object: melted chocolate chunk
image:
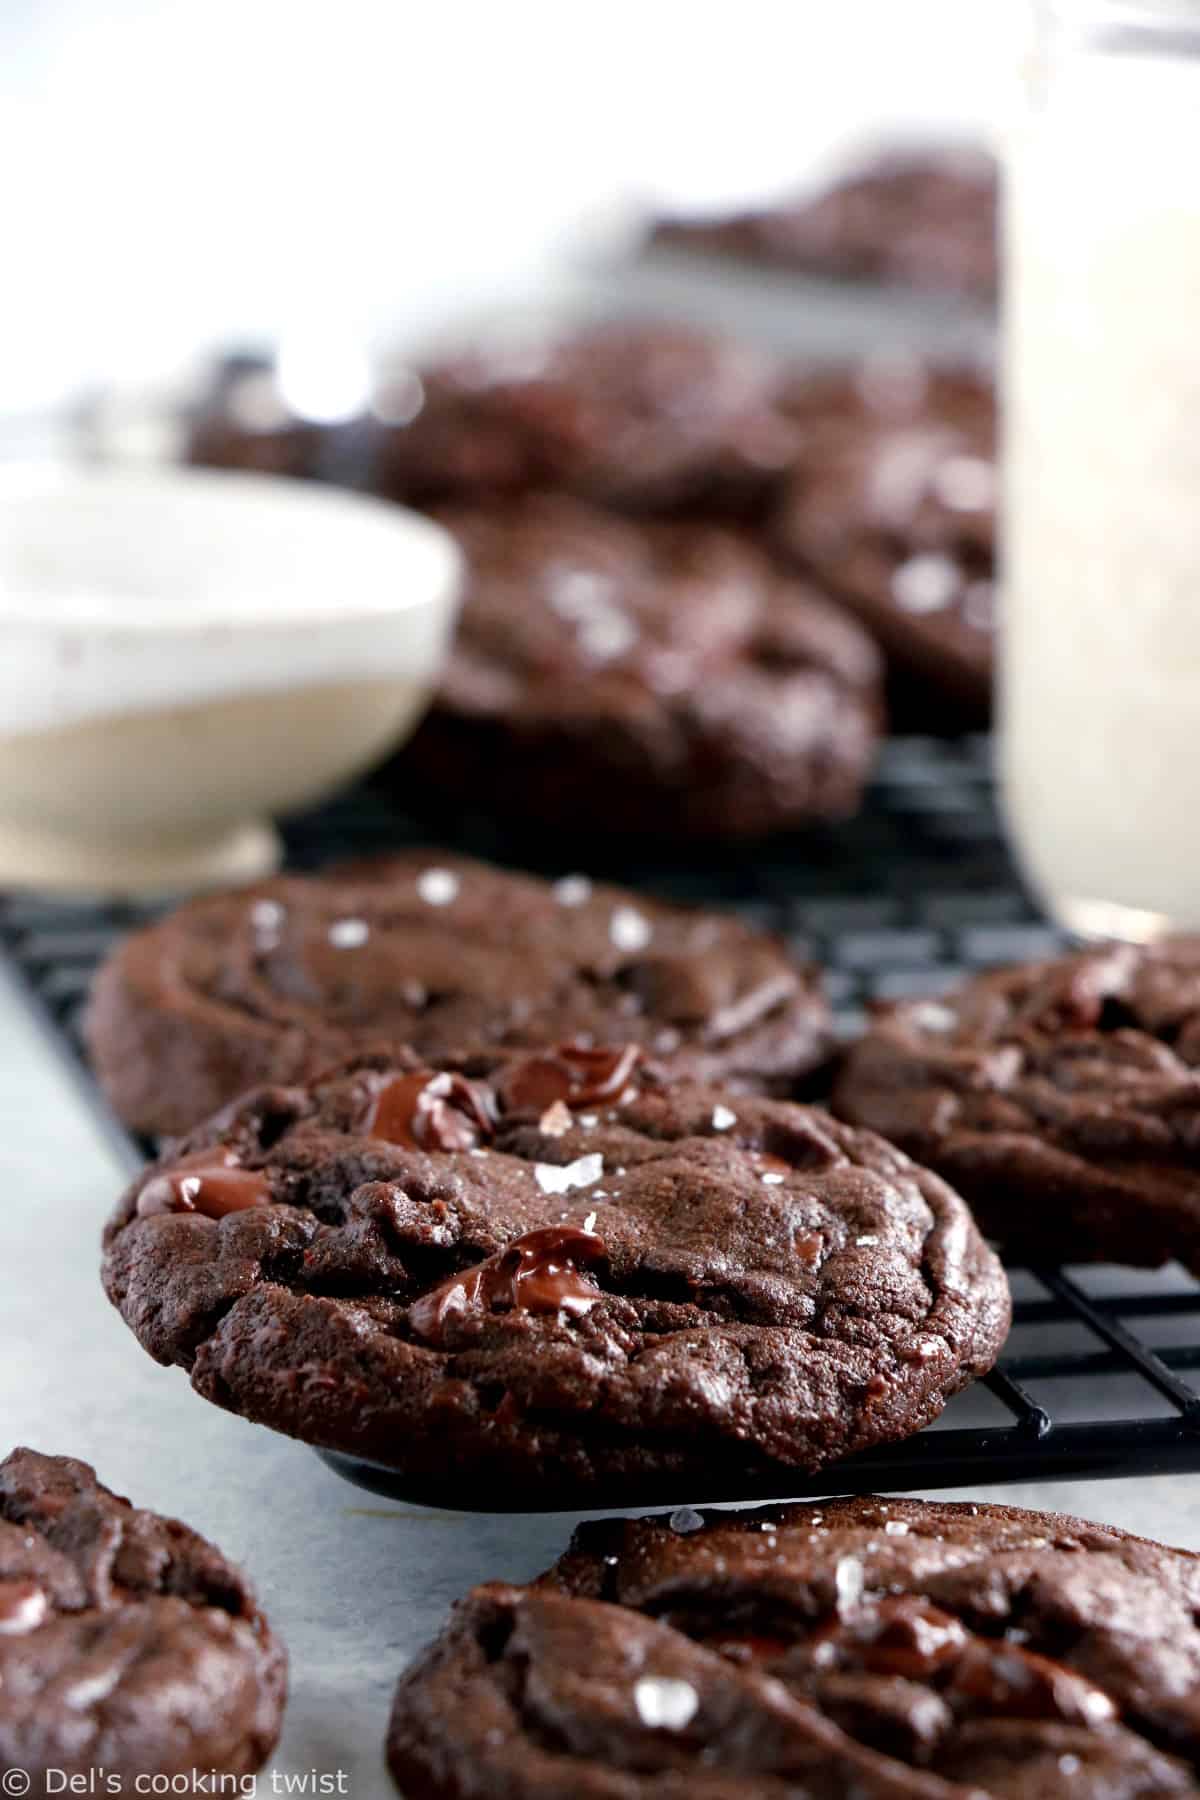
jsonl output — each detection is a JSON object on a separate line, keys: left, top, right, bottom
{"left": 949, "top": 1640, "right": 1115, "bottom": 1726}
{"left": 815, "top": 1599, "right": 967, "bottom": 1680}
{"left": 408, "top": 1226, "right": 606, "bottom": 1344}
{"left": 708, "top": 1630, "right": 796, "bottom": 1665}
{"left": 709, "top": 1587, "right": 1115, "bottom": 1730}
{"left": 500, "top": 1043, "right": 642, "bottom": 1112}
{"left": 366, "top": 1069, "right": 494, "bottom": 1151}
{"left": 136, "top": 1148, "right": 271, "bottom": 1221}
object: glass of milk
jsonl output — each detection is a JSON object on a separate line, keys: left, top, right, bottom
{"left": 1004, "top": 0, "right": 1200, "bottom": 939}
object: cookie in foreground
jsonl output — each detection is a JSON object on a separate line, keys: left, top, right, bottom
{"left": 0, "top": 1447, "right": 285, "bottom": 1787}
{"left": 389, "top": 1492, "right": 1200, "bottom": 1797}
{"left": 102, "top": 1052, "right": 1009, "bottom": 1506}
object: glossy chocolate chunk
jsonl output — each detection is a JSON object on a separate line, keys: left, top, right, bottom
{"left": 407, "top": 1225, "right": 606, "bottom": 1343}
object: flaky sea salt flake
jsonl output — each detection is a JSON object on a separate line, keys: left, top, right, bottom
{"left": 835, "top": 1556, "right": 864, "bottom": 1613}
{"left": 328, "top": 917, "right": 368, "bottom": 948}
{"left": 416, "top": 867, "right": 460, "bottom": 907}
{"left": 669, "top": 1507, "right": 704, "bottom": 1535}
{"left": 633, "top": 1676, "right": 699, "bottom": 1732}
{"left": 553, "top": 874, "right": 593, "bottom": 907}
{"left": 534, "top": 1154, "right": 604, "bottom": 1195}
{"left": 610, "top": 906, "right": 652, "bottom": 952}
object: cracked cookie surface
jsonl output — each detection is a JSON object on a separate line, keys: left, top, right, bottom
{"left": 836, "top": 939, "right": 1200, "bottom": 1271}
{"left": 388, "top": 1492, "right": 1200, "bottom": 1798}
{"left": 102, "top": 1053, "right": 1009, "bottom": 1507}
{"left": 0, "top": 1447, "right": 285, "bottom": 1785}
{"left": 85, "top": 849, "right": 830, "bottom": 1139}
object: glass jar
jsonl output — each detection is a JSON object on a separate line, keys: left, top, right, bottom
{"left": 1004, "top": 0, "right": 1200, "bottom": 939}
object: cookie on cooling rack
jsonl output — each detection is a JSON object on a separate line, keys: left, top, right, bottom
{"left": 392, "top": 494, "right": 883, "bottom": 841}
{"left": 101, "top": 1054, "right": 1009, "bottom": 1507}
{"left": 773, "top": 354, "right": 1000, "bottom": 727}
{"left": 365, "top": 320, "right": 803, "bottom": 516}
{"left": 388, "top": 1492, "right": 1200, "bottom": 1797}
{"left": 652, "top": 144, "right": 999, "bottom": 301}
{"left": 836, "top": 938, "right": 1200, "bottom": 1271}
{"left": 0, "top": 1447, "right": 285, "bottom": 1786}
{"left": 772, "top": 357, "right": 996, "bottom": 728}
{"left": 84, "top": 849, "right": 833, "bottom": 1138}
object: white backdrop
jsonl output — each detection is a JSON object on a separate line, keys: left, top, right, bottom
{"left": 2, "top": 0, "right": 1019, "bottom": 409}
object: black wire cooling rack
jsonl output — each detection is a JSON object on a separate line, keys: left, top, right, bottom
{"left": 4, "top": 734, "right": 1200, "bottom": 1506}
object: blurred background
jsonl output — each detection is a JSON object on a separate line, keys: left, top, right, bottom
{"left": 3, "top": 0, "right": 1018, "bottom": 412}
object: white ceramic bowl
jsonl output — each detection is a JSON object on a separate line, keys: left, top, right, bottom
{"left": 0, "top": 465, "right": 462, "bottom": 892}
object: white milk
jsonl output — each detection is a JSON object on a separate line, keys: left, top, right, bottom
{"left": 1004, "top": 18, "right": 1200, "bottom": 937}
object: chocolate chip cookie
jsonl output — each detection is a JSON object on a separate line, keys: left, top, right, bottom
{"left": 653, "top": 144, "right": 999, "bottom": 301}
{"left": 772, "top": 360, "right": 996, "bottom": 727}
{"left": 836, "top": 939, "right": 1200, "bottom": 1270}
{"left": 393, "top": 495, "right": 883, "bottom": 841}
{"left": 101, "top": 1056, "right": 1009, "bottom": 1506}
{"left": 0, "top": 1447, "right": 285, "bottom": 1787}
{"left": 84, "top": 850, "right": 832, "bottom": 1139}
{"left": 365, "top": 321, "right": 803, "bottom": 516}
{"left": 388, "top": 1493, "right": 1200, "bottom": 1797}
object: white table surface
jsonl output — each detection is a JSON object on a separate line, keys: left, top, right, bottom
{"left": 2, "top": 954, "right": 1198, "bottom": 1797}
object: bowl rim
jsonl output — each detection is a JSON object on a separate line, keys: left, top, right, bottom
{"left": 0, "top": 461, "right": 462, "bottom": 636}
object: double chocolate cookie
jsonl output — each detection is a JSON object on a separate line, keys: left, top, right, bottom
{"left": 772, "top": 359, "right": 996, "bottom": 727}
{"left": 102, "top": 1055, "right": 1009, "bottom": 1506}
{"left": 0, "top": 1447, "right": 285, "bottom": 1786}
{"left": 85, "top": 850, "right": 831, "bottom": 1139}
{"left": 389, "top": 1493, "right": 1200, "bottom": 1797}
{"left": 653, "top": 144, "right": 999, "bottom": 301}
{"left": 395, "top": 495, "right": 883, "bottom": 841}
{"left": 365, "top": 321, "right": 802, "bottom": 516}
{"left": 836, "top": 939, "right": 1200, "bottom": 1271}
